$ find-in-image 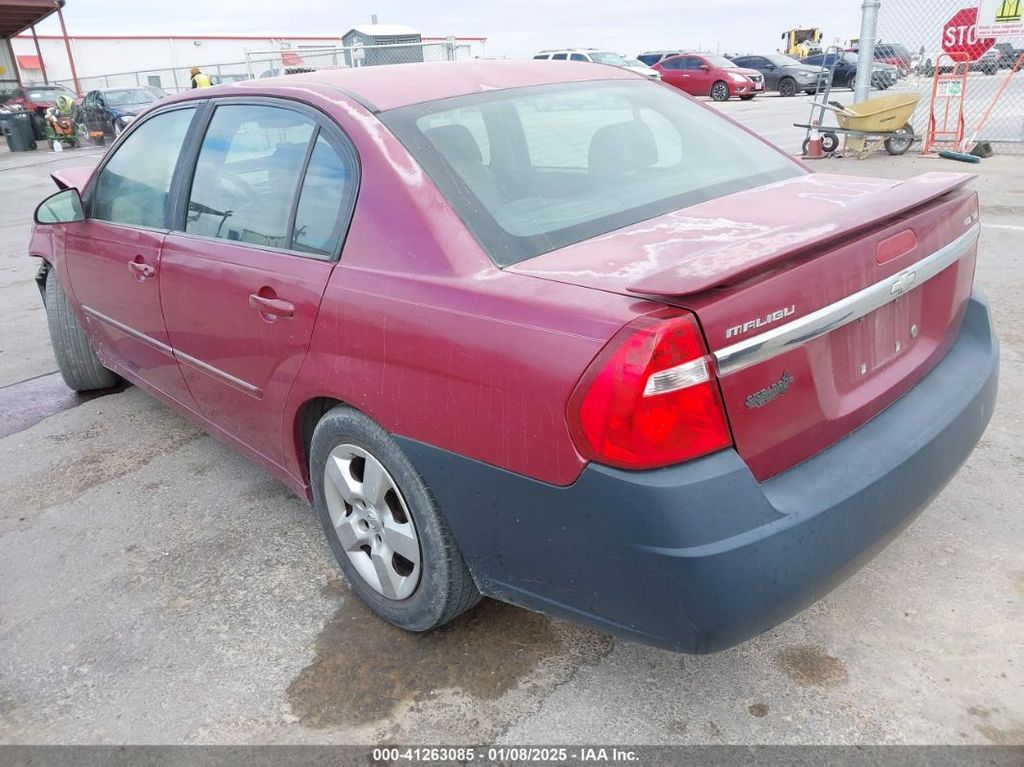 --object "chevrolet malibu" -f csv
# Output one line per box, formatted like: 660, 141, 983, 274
29, 61, 998, 653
